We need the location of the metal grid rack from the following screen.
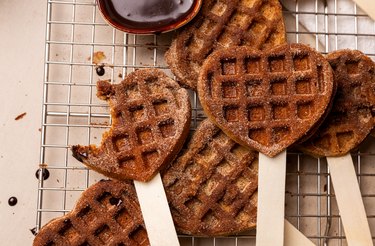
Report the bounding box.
[35,0,375,245]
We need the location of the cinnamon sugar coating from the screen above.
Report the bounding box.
[298,50,375,157]
[197,44,335,157]
[72,69,191,182]
[162,119,258,236]
[165,0,286,90]
[33,180,150,246]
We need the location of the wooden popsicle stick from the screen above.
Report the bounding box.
[327,154,373,246]
[134,173,180,246]
[256,151,287,246]
[284,220,315,246]
[352,0,375,21]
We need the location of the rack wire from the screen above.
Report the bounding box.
[35,0,375,245]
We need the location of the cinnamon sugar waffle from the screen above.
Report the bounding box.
[165,0,286,90]
[298,50,375,157]
[72,69,191,182]
[162,119,258,236]
[197,43,335,157]
[33,180,150,246]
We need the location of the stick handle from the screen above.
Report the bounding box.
[134,173,180,246]
[256,151,287,246]
[327,155,373,246]
[351,0,375,21]
[284,220,315,246]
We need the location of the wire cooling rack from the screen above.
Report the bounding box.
[35,0,375,245]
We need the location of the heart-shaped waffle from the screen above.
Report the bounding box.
[298,50,375,157]
[33,180,150,246]
[197,43,335,157]
[72,69,191,182]
[162,119,258,236]
[165,0,286,90]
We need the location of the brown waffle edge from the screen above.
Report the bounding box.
[72,68,192,182]
[165,0,287,90]
[197,43,335,157]
[33,180,150,246]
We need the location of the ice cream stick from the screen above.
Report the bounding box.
[134,173,180,246]
[256,151,287,246]
[352,0,375,21]
[284,220,315,246]
[327,154,373,246]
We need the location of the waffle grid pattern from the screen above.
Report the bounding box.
[35,181,149,246]
[75,69,191,181]
[300,51,375,156]
[186,0,284,59]
[106,74,181,173]
[166,0,286,89]
[312,112,357,153]
[163,120,258,235]
[199,44,333,156]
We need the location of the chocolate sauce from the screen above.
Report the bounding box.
[30,227,38,236]
[96,65,105,76]
[98,0,199,33]
[8,197,18,206]
[35,168,50,180]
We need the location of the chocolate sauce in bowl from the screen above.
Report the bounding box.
[97,0,201,34]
